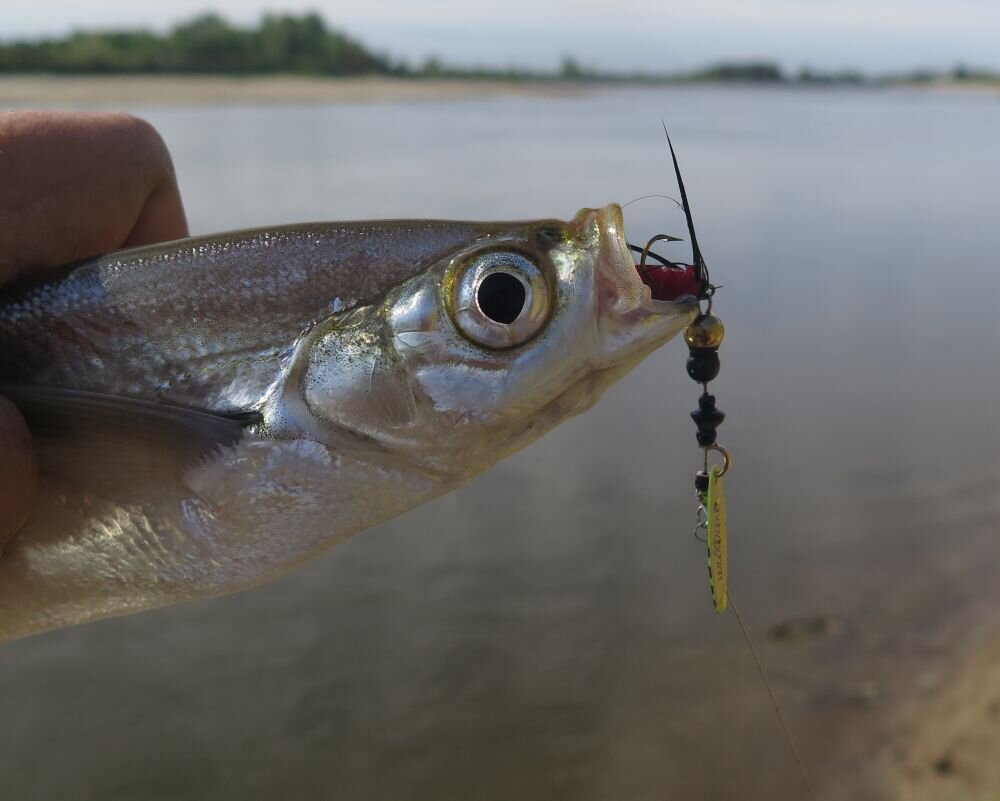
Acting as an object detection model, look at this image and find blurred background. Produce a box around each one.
[2,3,1000,800]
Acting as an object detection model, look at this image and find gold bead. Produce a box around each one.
[684,313,725,349]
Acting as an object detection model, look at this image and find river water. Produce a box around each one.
[2,85,1000,800]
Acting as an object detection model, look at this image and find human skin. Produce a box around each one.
[0,111,188,552]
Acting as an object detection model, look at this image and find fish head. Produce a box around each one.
[289,204,698,478]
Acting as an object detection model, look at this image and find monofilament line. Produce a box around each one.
[728,592,819,801]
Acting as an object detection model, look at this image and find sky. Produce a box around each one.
[4,0,1000,73]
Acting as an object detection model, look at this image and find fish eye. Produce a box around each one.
[451,250,551,349]
[477,272,526,324]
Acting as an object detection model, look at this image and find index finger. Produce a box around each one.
[0,110,189,284]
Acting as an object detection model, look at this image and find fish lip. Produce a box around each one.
[595,204,700,315]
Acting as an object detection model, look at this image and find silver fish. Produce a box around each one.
[0,204,696,641]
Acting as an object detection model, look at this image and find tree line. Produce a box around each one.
[0,12,995,85]
[0,13,396,75]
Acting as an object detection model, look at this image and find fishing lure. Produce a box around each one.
[631,129,730,613]
[635,132,818,799]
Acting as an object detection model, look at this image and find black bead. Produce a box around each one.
[696,429,718,446]
[695,471,710,493]
[691,404,725,431]
[686,349,720,383]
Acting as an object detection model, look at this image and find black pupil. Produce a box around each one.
[477,272,526,325]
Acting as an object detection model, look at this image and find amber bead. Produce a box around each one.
[684,313,726,349]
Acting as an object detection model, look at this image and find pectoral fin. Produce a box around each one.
[0,385,259,501]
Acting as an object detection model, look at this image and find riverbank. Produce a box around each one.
[3,74,997,108]
[882,624,1000,800]
[0,75,594,107]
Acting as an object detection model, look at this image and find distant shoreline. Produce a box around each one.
[0,75,593,107]
[1,75,996,107]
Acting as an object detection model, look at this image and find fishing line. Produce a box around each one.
[729,592,819,801]
[621,193,683,209]
[623,195,686,273]
[664,129,817,799]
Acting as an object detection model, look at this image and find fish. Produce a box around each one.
[0,204,698,641]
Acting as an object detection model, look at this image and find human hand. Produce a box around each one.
[0,111,188,550]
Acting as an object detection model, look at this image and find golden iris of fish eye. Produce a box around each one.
[449,249,551,350]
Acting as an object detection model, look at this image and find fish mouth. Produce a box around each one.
[583,204,698,368]
[595,204,700,313]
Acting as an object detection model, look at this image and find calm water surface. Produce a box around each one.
[3,86,1000,800]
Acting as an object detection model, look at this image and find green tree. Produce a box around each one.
[166,14,251,73]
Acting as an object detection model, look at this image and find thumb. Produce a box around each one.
[0,394,37,550]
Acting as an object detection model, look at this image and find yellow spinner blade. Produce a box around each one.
[707,465,728,613]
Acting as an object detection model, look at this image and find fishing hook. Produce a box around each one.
[628,236,683,275]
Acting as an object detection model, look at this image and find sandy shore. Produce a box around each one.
[3,75,996,108]
[0,75,594,107]
[881,624,1000,800]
